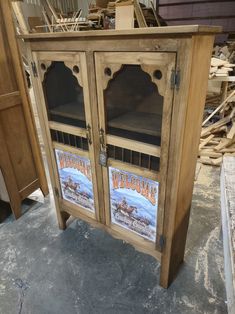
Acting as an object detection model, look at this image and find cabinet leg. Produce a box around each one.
[58,210,70,230]
[10,199,22,220]
[160,210,190,288]
[40,185,49,197]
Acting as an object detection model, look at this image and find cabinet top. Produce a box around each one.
[20,25,221,40]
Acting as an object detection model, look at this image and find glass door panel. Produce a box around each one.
[95,52,176,244]
[40,60,85,128]
[105,64,163,146]
[35,52,98,219]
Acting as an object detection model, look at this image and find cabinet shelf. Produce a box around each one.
[50,101,85,121]
[109,111,162,137]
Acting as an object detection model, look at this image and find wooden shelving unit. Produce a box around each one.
[22,25,220,288]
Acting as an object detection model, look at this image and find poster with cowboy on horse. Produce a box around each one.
[109,167,159,242]
[55,149,95,212]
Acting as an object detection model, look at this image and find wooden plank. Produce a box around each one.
[0,92,21,110]
[159,0,234,6]
[150,0,161,26]
[37,51,79,62]
[84,51,106,224]
[198,150,222,158]
[199,134,214,149]
[49,102,85,121]
[133,0,147,28]
[109,112,162,137]
[211,76,235,82]
[115,3,134,30]
[79,52,103,223]
[107,134,161,157]
[29,49,67,228]
[19,179,39,200]
[201,116,231,137]
[48,121,86,138]
[1,105,38,191]
[11,1,29,34]
[214,138,235,152]
[202,90,235,126]
[220,148,235,153]
[52,142,89,158]
[108,159,160,181]
[0,169,10,202]
[199,156,222,166]
[227,121,235,139]
[19,25,222,40]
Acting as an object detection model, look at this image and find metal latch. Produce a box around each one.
[99,128,107,167]
[171,69,180,90]
[159,235,165,250]
[31,61,38,77]
[54,187,59,198]
[86,124,92,145]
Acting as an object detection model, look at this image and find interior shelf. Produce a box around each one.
[108,111,162,137]
[50,101,85,121]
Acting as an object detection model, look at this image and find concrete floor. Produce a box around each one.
[0,164,227,314]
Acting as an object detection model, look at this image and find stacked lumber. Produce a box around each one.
[88,0,164,29]
[209,57,235,79]
[87,1,116,29]
[199,90,235,166]
[213,42,235,63]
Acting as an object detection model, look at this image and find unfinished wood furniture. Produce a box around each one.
[0,0,48,219]
[22,25,220,288]
[221,156,235,314]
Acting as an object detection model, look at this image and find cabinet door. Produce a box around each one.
[95,52,176,251]
[34,52,99,221]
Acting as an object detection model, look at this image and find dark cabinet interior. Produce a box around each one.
[104,65,163,146]
[42,61,86,128]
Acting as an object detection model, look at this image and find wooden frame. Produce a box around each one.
[31,51,102,224]
[23,25,220,288]
[95,51,175,251]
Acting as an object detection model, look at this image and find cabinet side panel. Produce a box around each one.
[0,6,17,94]
[169,35,215,284]
[0,0,49,197]
[0,105,38,191]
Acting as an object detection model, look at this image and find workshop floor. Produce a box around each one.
[0,163,227,314]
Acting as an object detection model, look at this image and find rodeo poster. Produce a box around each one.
[55,149,95,212]
[109,167,159,242]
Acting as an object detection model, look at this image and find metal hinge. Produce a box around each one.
[171,69,180,90]
[54,187,59,198]
[86,124,92,145]
[159,235,166,251]
[31,61,38,77]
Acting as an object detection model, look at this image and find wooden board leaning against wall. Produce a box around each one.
[21,25,221,287]
[0,0,49,219]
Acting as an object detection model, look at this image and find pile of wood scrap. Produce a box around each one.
[213,42,235,63]
[88,0,164,30]
[199,90,235,166]
[87,1,116,29]
[209,57,235,79]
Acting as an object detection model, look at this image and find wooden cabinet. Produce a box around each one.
[23,25,220,288]
[0,1,48,219]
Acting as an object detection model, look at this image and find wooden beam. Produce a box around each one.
[164,15,235,22]
[159,0,234,7]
